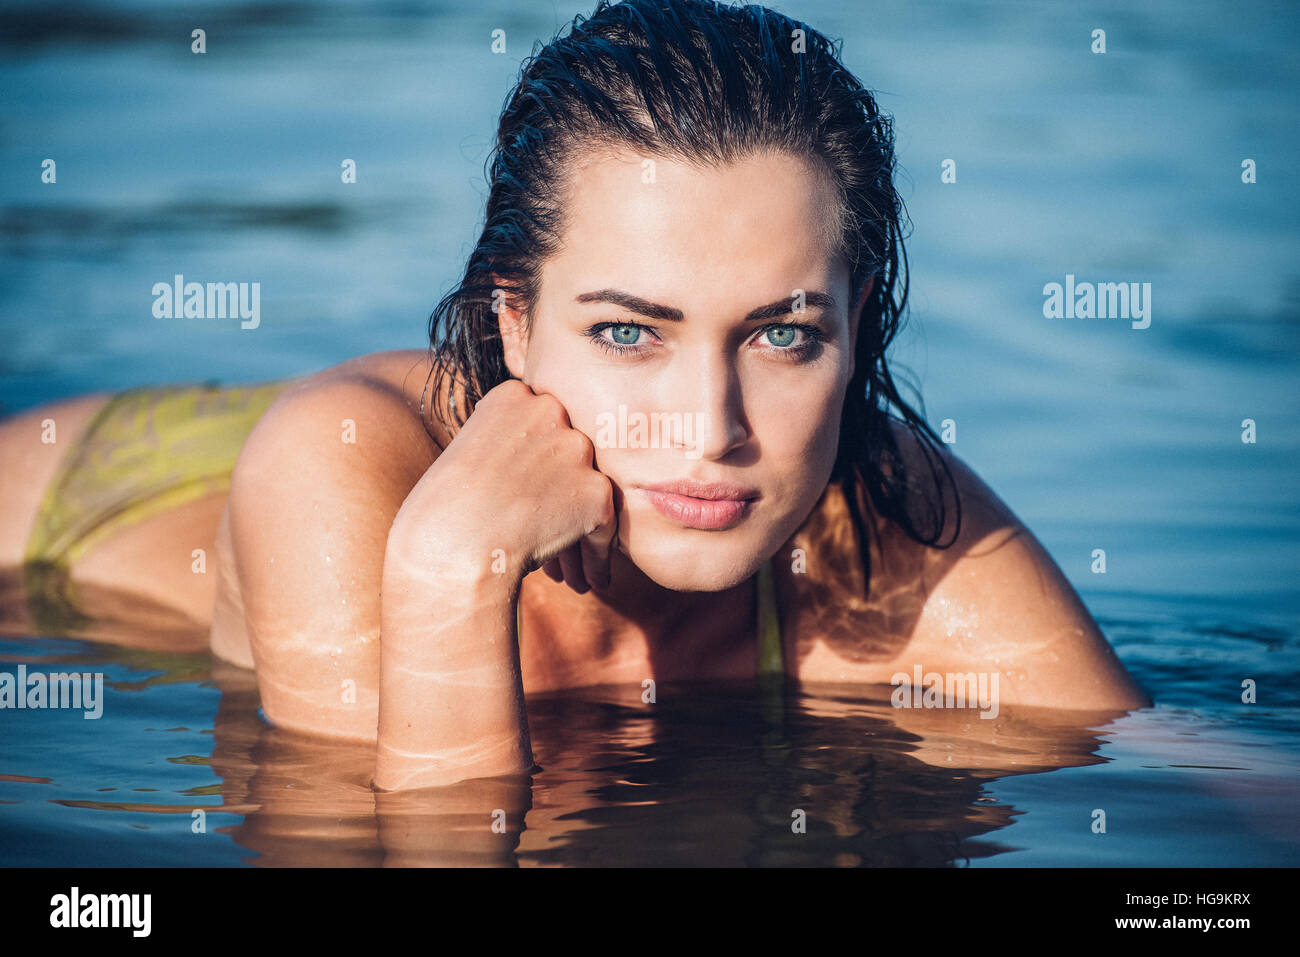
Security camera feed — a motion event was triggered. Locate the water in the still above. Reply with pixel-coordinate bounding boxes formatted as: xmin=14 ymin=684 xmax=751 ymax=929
xmin=1 ymin=0 xmax=1298 ymax=865
xmin=1 ymin=606 xmax=1296 ymax=867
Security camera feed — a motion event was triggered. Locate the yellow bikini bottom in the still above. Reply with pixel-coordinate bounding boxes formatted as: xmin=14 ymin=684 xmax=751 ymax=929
xmin=23 ymin=380 xmax=291 ymax=632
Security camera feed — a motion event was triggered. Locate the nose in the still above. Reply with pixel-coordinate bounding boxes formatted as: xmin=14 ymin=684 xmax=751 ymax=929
xmin=677 ymin=349 xmax=749 ymax=461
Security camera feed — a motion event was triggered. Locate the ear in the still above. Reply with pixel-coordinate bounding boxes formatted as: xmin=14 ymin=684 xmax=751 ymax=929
xmin=848 ymin=274 xmax=875 ymax=379
xmin=492 ymin=278 xmax=529 ymax=380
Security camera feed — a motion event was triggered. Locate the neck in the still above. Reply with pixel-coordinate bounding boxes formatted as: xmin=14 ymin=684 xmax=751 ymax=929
xmin=599 ymin=548 xmax=728 ymax=617
xmin=517 ymin=547 xmax=757 ymax=685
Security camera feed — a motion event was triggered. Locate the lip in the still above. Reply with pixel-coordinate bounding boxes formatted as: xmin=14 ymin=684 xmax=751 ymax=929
xmin=637 ymin=479 xmax=759 ymax=531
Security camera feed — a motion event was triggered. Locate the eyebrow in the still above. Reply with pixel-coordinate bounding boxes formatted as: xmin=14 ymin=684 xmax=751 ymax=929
xmin=573 ymin=288 xmax=838 ymax=322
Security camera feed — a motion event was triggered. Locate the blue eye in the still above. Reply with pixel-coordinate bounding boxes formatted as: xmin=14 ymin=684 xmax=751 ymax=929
xmin=609 ymin=324 xmax=642 ymax=346
xmin=755 ymin=323 xmax=827 ymax=362
xmin=765 ymin=326 xmax=796 ymax=347
xmin=584 ymin=321 xmax=656 ymax=356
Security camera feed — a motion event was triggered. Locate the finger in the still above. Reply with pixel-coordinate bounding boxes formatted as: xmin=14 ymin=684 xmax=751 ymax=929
xmin=557 ymin=544 xmax=590 ymax=595
xmin=579 ymin=515 xmax=616 ymax=592
xmin=541 ymin=557 xmax=564 ymax=583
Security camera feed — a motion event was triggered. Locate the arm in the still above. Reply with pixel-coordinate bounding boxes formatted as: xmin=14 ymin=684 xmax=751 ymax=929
xmin=373 ymin=379 xmax=617 ymax=789
xmin=375 ymin=503 xmax=534 ymax=790
xmin=222 ymin=366 xmax=615 ymax=789
xmin=899 ymin=426 xmax=1151 ymax=711
xmin=224 ymin=369 xmax=443 ymax=743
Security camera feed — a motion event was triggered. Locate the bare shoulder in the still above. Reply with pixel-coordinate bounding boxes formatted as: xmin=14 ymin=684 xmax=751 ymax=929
xmin=887 ymin=420 xmax=1151 ymax=711
xmin=271 ymin=347 xmax=457 ymax=444
xmin=779 ymin=419 xmax=1149 ymax=711
xmin=212 ymin=349 xmax=453 ymax=736
xmin=227 ymin=349 xmax=448 ymax=562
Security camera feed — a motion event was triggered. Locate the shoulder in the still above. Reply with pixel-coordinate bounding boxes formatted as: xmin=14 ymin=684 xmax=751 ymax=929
xmin=231 ymin=347 xmax=471 ymax=490
xmin=252 ymin=348 xmax=456 ymax=450
xmin=779 ymin=419 xmax=1148 ymax=711
xmin=227 ymin=350 xmax=454 ymax=562
xmin=885 ymin=421 xmax=1151 ymax=711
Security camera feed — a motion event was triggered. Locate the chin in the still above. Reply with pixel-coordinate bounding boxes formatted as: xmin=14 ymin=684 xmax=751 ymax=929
xmin=622 ymin=537 xmax=769 ymax=593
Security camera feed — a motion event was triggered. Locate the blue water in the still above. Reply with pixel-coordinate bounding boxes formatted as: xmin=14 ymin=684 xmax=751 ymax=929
xmin=1 ymin=0 xmax=1297 ymax=865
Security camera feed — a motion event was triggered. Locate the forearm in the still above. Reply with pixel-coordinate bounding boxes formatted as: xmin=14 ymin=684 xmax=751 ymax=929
xmin=373 ymin=532 xmax=533 ymax=791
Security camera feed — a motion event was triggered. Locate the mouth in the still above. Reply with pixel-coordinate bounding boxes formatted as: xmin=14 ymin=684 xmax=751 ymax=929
xmin=636 ymin=479 xmax=759 ymax=531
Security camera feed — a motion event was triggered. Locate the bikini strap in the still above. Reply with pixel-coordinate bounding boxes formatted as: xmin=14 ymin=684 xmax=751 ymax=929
xmin=755 ymin=556 xmax=784 ymax=678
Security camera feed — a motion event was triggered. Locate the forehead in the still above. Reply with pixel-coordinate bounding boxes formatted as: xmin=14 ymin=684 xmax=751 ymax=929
xmin=544 ymin=147 xmax=846 ymax=312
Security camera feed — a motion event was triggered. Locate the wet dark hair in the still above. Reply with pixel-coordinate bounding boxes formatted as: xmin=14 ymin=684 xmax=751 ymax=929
xmin=424 ymin=0 xmax=961 ymax=594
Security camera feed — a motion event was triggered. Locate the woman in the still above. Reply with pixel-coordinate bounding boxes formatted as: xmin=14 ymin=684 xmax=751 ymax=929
xmin=0 ymin=0 xmax=1149 ymax=792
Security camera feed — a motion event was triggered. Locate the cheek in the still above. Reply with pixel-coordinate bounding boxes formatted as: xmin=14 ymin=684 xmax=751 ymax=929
xmin=525 ymin=330 xmax=594 ymax=413
xmin=526 ymin=340 xmax=649 ymax=459
xmin=759 ymin=372 xmax=846 ymax=465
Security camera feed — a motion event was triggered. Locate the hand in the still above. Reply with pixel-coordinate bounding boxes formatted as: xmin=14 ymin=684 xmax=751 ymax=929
xmin=391 ymin=378 xmax=618 ymax=593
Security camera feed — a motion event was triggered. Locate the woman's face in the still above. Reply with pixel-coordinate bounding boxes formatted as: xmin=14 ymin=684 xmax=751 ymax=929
xmin=500 ymin=147 xmax=869 ymax=592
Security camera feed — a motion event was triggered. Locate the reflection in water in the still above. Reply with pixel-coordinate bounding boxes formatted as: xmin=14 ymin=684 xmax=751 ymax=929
xmin=5 ymin=635 xmax=1296 ymax=866
xmin=196 ymin=659 xmax=1120 ymax=867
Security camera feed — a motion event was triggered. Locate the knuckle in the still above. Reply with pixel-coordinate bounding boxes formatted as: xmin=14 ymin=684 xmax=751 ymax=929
xmin=536 ymin=392 xmax=569 ymax=427
xmin=567 ymin=427 xmax=594 ymax=461
xmin=492 ymin=378 xmax=528 ymax=402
